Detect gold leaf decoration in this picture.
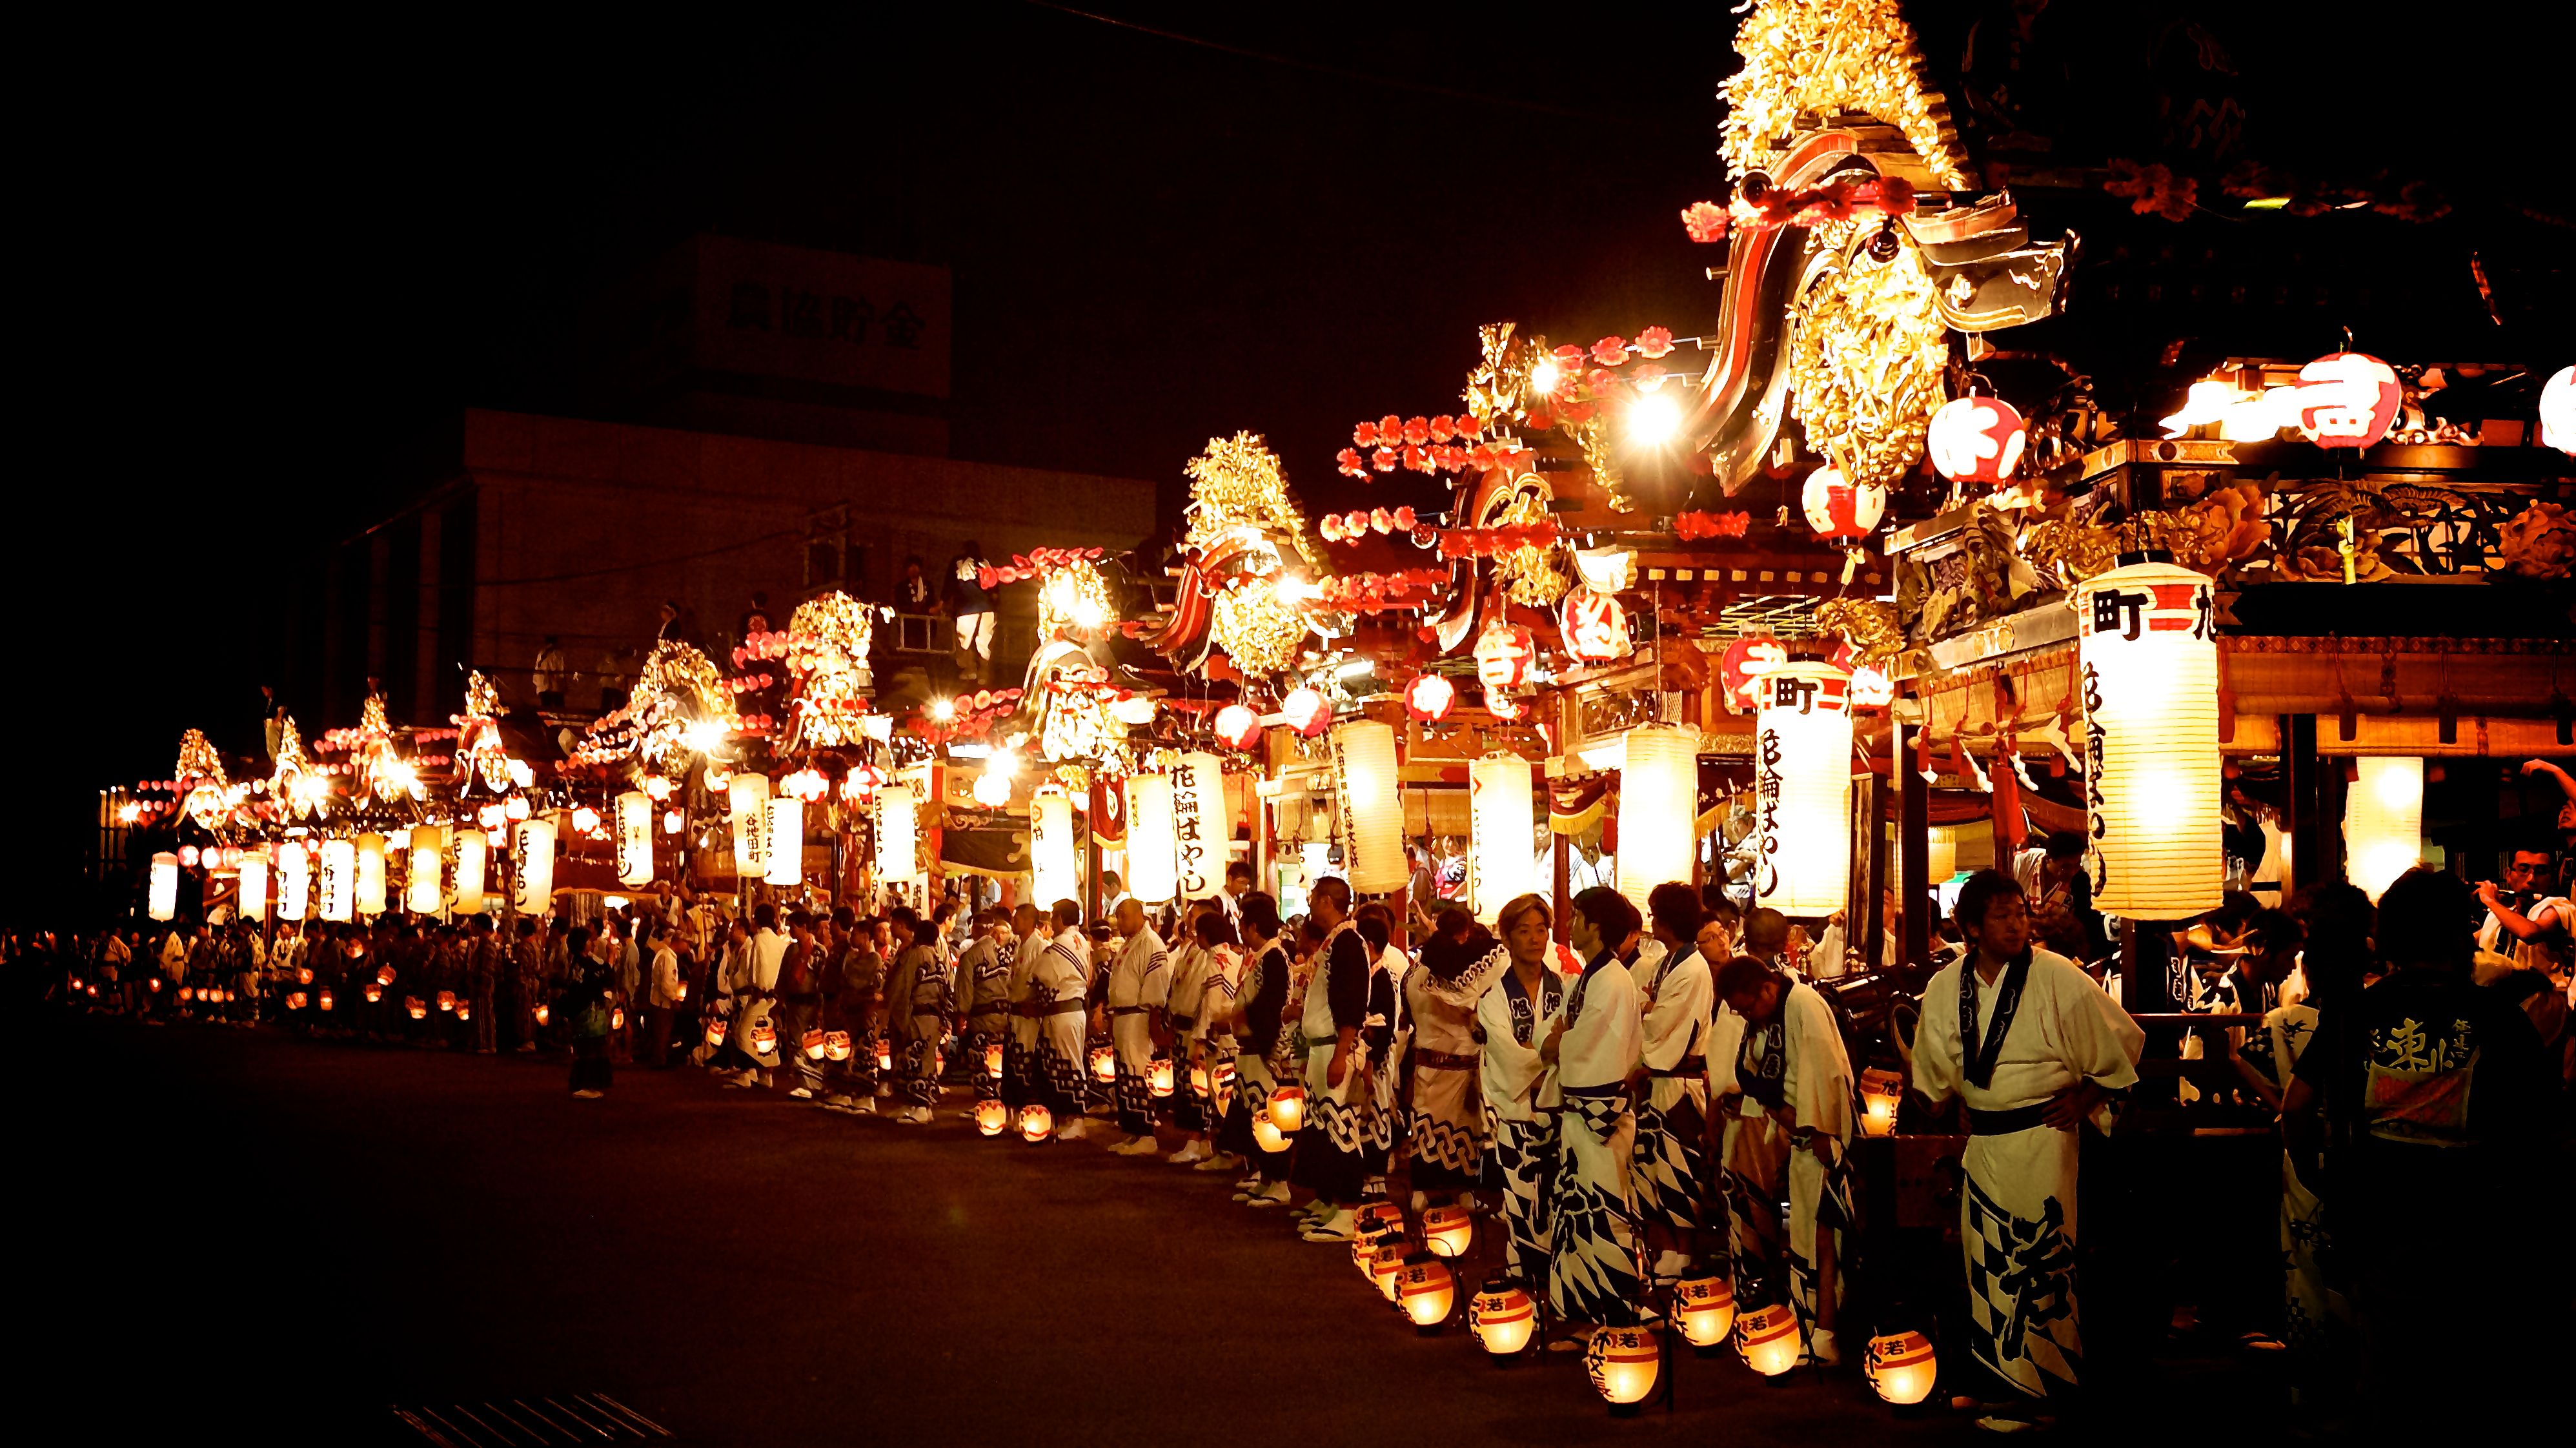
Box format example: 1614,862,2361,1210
1788,221,1947,489
2019,519,2122,591
1813,597,1903,662
1721,0,1973,190
784,592,874,751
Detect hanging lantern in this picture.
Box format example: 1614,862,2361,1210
377,963,397,986
975,1099,1009,1136
1470,1283,1537,1357
237,854,269,924
1736,1303,1801,1377
1475,617,1536,691
354,834,387,917
2344,756,2423,902
1213,702,1263,750
513,817,558,916
1674,1274,1736,1348
1279,686,1332,737
278,841,310,921
2291,352,2402,449
1169,751,1226,901
615,790,653,886
1927,394,2028,485
297,968,314,984
875,782,922,884
1250,1107,1288,1154
747,1019,777,1057
971,766,1013,808
477,802,508,831
984,1041,1006,1077
1468,753,1537,924
1090,1045,1117,1083
1865,1329,1940,1405
1029,786,1078,908
147,852,179,921
504,794,531,822
765,796,804,887
1719,635,1790,710
1754,662,1855,915
1405,673,1456,724
319,839,355,922
729,773,771,879
452,830,486,915
1801,465,1887,544
571,804,602,837
877,1039,895,1072
455,1001,472,1022
1330,720,1406,893
663,808,685,834
178,844,200,868
2542,365,2575,456
1421,1205,1473,1259
1586,1325,1661,1407
704,1019,728,1048
1398,1259,1457,1331
407,826,443,915
1557,587,1631,664
1148,1059,1175,1097
1188,1061,1211,1094
1126,771,1180,904
1018,1104,1054,1143
1860,1066,1903,1138
2074,558,2222,918
611,1006,625,1031
436,990,456,1013
1268,1085,1306,1132
1617,726,1698,915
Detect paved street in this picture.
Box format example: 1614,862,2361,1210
27,1013,2292,1445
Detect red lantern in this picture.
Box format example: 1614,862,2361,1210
1927,394,2027,485
1474,617,1536,691
1719,635,1789,709
1213,702,1263,749
1405,673,1455,724
1557,588,1630,664
1801,465,1886,543
1485,691,1526,721
1280,687,1331,737
178,844,199,867
2290,351,2402,449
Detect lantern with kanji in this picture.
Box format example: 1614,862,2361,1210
318,990,335,1012
616,790,653,886
747,1019,778,1058
1148,1057,1175,1097
2074,557,2222,917
1090,1045,1117,1083
1331,720,1407,894
1126,772,1179,904
1029,786,1078,908
1737,1302,1801,1376
1421,1205,1473,1259
1268,1085,1306,1132
1754,662,1856,916
1018,1103,1054,1143
1213,702,1263,749
876,1039,895,1072
1587,1325,1661,1409
1928,394,2028,485
1397,1259,1455,1331
1800,465,1887,543
975,1099,1009,1136
1468,753,1536,925
1475,617,1536,691
1404,673,1455,724
1860,1066,1903,1138
704,1018,727,1048
1865,1329,1939,1405
405,997,428,1021
1366,1243,1407,1303
1470,1282,1536,1357
1674,1273,1736,1348
2291,352,2401,449
1617,726,1697,916
1249,1107,1288,1154
1557,588,1630,664
287,991,309,1011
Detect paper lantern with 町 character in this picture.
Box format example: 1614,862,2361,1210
2074,559,2222,918
1753,663,1854,916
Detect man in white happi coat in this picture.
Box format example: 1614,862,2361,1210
1028,899,1095,1139
1710,951,1856,1364
1101,898,1171,1156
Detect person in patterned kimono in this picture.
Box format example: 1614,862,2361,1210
1161,901,1219,1162
1406,911,1498,1205
1630,882,1714,1280
1293,879,1376,1241
1711,952,1856,1364
1911,870,2143,1431
884,907,952,1125
1029,899,1095,1140
1000,904,1043,1115
1468,893,1561,1285
1102,899,1171,1156
1222,893,1294,1205
1174,905,1244,1172
1538,887,1648,1336
952,908,1017,1112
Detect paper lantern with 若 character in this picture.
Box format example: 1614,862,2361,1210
1617,726,1697,914
407,826,443,915
1018,1103,1053,1143
765,797,804,887
1468,754,1536,925
1268,1085,1306,1132
513,818,557,916
1126,771,1179,903
986,1041,1006,1077
278,841,310,920
616,790,653,886
1398,1259,1455,1331
1736,1302,1801,1376
825,1030,853,1062
2074,558,2222,918
1355,1201,1405,1236
730,773,771,879
1330,720,1406,893
802,1029,827,1061
1860,1066,1903,1137
1674,1274,1736,1348
1091,1045,1117,1082
1148,1057,1175,1097
148,852,179,921
1470,1282,1536,1357
1421,1205,1473,1259
975,1099,1009,1136
704,1018,727,1048
2343,756,2422,902
875,782,922,884
452,830,485,915
297,967,314,985
436,990,456,1013
1754,663,1855,916
1586,1324,1661,1407
238,854,269,924
1367,1244,1408,1303
355,834,387,917
319,839,354,922
1865,1329,1939,1405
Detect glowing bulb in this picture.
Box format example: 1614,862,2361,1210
1627,390,1683,447
1071,596,1110,630
684,719,728,756
1530,360,1561,396
930,698,956,723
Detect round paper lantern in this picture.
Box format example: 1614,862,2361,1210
436,990,456,1013
1801,465,1887,543
875,782,922,884
1126,771,1179,904
975,1099,1009,1136
1470,1283,1536,1356
452,830,486,915
1475,617,1536,691
1468,753,1537,925
704,1019,728,1048
1928,394,2028,485
287,991,307,1010
2292,352,2402,449
505,795,531,821
147,851,179,921
1280,686,1332,737
1250,1108,1288,1153
1754,662,1855,916
1398,1259,1456,1329
1213,702,1263,749
1421,1205,1473,1259
663,808,684,834
317,990,334,1011
354,834,387,917
1860,1066,1903,1138
984,1041,1007,1078
729,773,771,879
2343,756,2423,902
512,817,558,916
1091,1045,1117,1083
237,853,269,924
765,796,804,886
407,826,444,915
277,841,310,921
1330,720,1407,893
1405,673,1456,724
1618,726,1698,915
319,839,355,922
1586,1325,1661,1405
1367,1244,1407,1303
1865,1329,1939,1405
1148,1058,1175,1097
1029,786,1078,909
2542,365,2575,456
616,791,653,886
1674,1274,1736,1348
1354,1201,1405,1236
1018,1103,1054,1143
802,1029,828,1061
825,1030,853,1061
2074,558,2222,918
179,844,200,868
1737,1302,1801,1376
1268,1085,1306,1132
1558,587,1631,664
1719,635,1789,709
1171,751,1227,901
530,1000,545,1023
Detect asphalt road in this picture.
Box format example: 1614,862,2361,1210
27,1011,2312,1446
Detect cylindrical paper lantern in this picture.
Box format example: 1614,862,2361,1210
319,839,354,922
238,853,269,924
1126,771,1179,903
147,851,179,921
452,830,486,915
1468,753,1536,924
1330,720,1406,894
1618,726,1698,913
765,796,804,886
1172,751,1226,901
2074,559,2222,918
1927,824,1958,883
730,773,771,879
1030,786,1078,908
616,790,653,886
406,825,443,915
278,841,310,921
354,834,387,917
2343,756,2422,902
875,782,921,883
514,817,557,915
1754,662,1854,916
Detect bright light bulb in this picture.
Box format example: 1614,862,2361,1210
931,698,956,723
684,720,729,756
1529,360,1561,396
1071,597,1109,630
1627,391,1683,447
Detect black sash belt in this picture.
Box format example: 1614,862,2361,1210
1414,1048,1477,1070
1042,999,1087,1017
1111,1004,1150,1016
1967,1104,2052,1136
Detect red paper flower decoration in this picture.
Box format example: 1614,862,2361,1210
1335,447,1368,480
1681,201,1729,243
1592,336,1627,367
1636,325,1674,359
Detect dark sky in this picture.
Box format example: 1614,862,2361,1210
17,2,2565,913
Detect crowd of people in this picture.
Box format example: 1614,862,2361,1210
24,842,2571,1434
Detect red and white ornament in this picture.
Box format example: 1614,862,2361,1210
2541,365,2574,456
1213,702,1263,750
2290,352,2402,449
1718,635,1789,709
1404,673,1456,724
1927,395,2027,485
1474,617,1536,691
1279,687,1332,737
1801,465,1887,544
1557,588,1631,664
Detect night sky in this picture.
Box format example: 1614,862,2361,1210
18,3,2564,910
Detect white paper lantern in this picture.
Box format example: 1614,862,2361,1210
319,839,355,922
765,796,804,887
1927,825,1958,883
616,790,653,886
1754,662,1855,917
1469,753,1537,924
876,782,922,884
513,817,557,915
1030,786,1079,908
729,773,772,879
354,833,388,917
238,853,269,924
147,851,179,921
2074,559,2222,919
1172,751,1226,900
1618,726,1698,913
406,825,443,915
2343,757,2422,902
277,841,310,921
452,830,486,915
1331,720,1407,895
1126,771,1179,904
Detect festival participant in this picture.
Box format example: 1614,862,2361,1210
1710,952,1856,1365
1739,906,1789,974
1405,910,1497,1207
1161,901,1217,1159
1224,893,1293,1206
1355,902,1410,1192
1170,905,1242,1170
1631,882,1715,1280
953,908,1017,1112
1468,893,1562,1283
644,922,681,1068
560,927,616,1099
780,911,827,1100
510,917,543,1052
1001,903,1044,1115
733,906,787,1089
884,907,951,1125
817,915,878,1114
1911,869,2144,1429
1293,879,1375,1241
1102,898,1171,1156
1539,886,1648,1336
1029,899,1095,1140
466,916,500,1055
2477,845,2573,1086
